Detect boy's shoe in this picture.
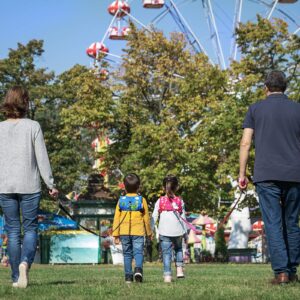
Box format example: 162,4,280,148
134,267,143,283
176,266,185,279
12,282,18,288
17,262,29,288
125,274,133,283
164,275,172,283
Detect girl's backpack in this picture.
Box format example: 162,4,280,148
119,195,143,212
158,196,183,213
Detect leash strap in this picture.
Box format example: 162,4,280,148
177,213,197,232
58,203,100,236
218,191,246,229
57,195,127,237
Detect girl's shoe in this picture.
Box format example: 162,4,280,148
164,275,172,283
176,266,185,279
17,262,29,288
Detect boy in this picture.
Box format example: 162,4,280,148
113,173,152,283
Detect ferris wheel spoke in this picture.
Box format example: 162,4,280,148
121,8,152,31
230,0,243,62
266,0,279,20
150,0,194,26
150,6,171,25
100,51,122,59
101,12,119,44
202,0,226,69
168,0,212,62
293,26,300,35
256,0,300,27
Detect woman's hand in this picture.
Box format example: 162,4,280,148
49,188,59,198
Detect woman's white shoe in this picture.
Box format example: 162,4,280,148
17,262,28,288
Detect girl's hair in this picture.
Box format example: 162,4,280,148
163,175,179,198
0,86,29,119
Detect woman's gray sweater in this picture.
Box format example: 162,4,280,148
0,119,54,193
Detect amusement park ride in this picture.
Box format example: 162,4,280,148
86,0,299,181
86,0,300,79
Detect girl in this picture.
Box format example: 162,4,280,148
151,175,187,283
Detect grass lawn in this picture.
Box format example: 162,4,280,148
0,263,299,300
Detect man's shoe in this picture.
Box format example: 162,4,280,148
176,266,185,279
125,274,133,284
289,273,299,283
17,262,29,288
134,267,143,283
271,273,289,285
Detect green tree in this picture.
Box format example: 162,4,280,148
0,40,54,120
106,26,228,210
52,64,114,193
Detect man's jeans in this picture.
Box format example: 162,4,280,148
160,235,183,276
256,181,300,275
120,235,144,276
0,193,41,282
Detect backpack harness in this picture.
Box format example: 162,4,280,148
119,195,144,212
158,195,183,214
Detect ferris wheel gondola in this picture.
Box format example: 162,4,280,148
86,42,109,60
143,0,165,8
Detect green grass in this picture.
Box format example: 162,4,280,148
0,264,300,300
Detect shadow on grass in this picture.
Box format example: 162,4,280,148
30,280,77,286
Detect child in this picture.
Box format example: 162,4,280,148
113,173,152,283
152,175,187,283
1,234,9,267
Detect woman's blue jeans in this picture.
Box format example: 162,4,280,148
120,235,144,276
159,235,183,276
256,181,300,275
0,192,41,282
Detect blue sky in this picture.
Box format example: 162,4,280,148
0,0,299,74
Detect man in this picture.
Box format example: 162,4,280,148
239,71,300,285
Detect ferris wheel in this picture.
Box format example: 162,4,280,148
86,0,300,78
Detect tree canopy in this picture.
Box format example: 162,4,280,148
0,17,299,213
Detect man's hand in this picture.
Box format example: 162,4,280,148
49,188,59,198
114,236,120,245
238,176,249,190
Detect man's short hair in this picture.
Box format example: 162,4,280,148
265,71,287,93
124,173,140,193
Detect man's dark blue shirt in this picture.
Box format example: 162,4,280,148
243,93,300,183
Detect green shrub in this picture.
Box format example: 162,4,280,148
214,226,228,262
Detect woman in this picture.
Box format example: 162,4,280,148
0,86,58,288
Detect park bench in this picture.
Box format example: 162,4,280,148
228,248,257,263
